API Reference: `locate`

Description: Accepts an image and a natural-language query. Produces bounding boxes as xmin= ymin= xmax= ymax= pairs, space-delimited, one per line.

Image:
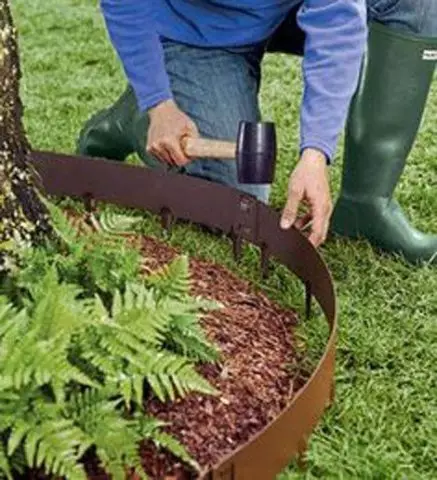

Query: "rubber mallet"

xmin=182 ymin=121 xmax=277 ymax=184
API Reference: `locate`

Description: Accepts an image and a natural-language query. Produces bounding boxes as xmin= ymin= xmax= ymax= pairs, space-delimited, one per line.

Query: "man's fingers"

xmin=294 ymin=213 xmax=312 ymax=230
xmin=147 ymin=142 xmax=172 ymax=165
xmin=308 ymin=206 xmax=330 ymax=247
xmin=148 ymin=137 xmax=190 ymax=166
xmin=161 ymin=144 xmax=179 ymax=165
xmin=308 ymin=215 xmax=324 ymax=246
xmin=280 ymin=187 xmax=302 ymax=230
xmin=162 ymin=138 xmax=190 ymax=166
xmin=147 ymin=102 xmax=199 ymax=165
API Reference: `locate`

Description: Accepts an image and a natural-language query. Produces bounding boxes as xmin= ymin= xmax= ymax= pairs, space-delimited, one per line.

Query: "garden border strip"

xmin=31 ymin=151 xmax=337 ymax=480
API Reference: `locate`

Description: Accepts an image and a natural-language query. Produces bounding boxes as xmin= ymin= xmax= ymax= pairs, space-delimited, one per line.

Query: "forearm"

xmin=100 ymin=0 xmax=172 ymax=111
xmin=298 ymin=0 xmax=367 ymax=162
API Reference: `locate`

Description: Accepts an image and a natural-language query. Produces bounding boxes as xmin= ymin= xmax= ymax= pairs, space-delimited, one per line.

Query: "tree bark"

xmin=0 ymin=0 xmax=53 ymax=272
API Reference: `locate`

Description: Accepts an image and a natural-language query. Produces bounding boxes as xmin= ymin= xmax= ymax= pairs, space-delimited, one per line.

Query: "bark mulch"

xmin=29 ymin=228 xmax=304 ymax=480
xmin=132 ymin=235 xmax=303 ymax=479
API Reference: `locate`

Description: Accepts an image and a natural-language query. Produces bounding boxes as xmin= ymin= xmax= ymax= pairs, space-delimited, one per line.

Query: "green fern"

xmin=80 ymin=236 xmax=141 ymax=294
xmin=0 ymin=392 xmax=20 ymax=433
xmin=146 ymin=255 xmax=191 ymax=300
xmin=0 ymin=271 xmax=97 ymax=400
xmin=66 ymin=389 xmax=147 ymax=480
xmin=11 ymin=222 xmax=141 ymax=301
xmin=77 ymin=285 xmax=218 ymax=404
xmin=109 ymin=283 xmax=170 ymax=344
xmin=99 ymin=210 xmax=144 ymax=235
xmin=145 ymin=256 xmax=220 ymax=362
xmin=137 ymin=415 xmax=199 ymax=471
xmin=0 ymin=443 xmax=12 ymax=480
xmin=162 ymin=297 xmax=220 ymax=362
xmin=145 ymin=350 xmax=218 ymax=401
xmin=26 ymin=267 xmax=94 ymax=335
xmin=4 ymin=396 xmax=90 ymax=480
xmin=0 ymin=206 xmax=221 ymax=479
xmin=41 ymin=197 xmax=79 ymax=247
xmin=22 ymin=419 xmax=88 ymax=480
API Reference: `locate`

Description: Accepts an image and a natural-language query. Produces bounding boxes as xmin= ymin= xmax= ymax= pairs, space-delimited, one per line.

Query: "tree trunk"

xmin=0 ymin=0 xmax=53 ymax=272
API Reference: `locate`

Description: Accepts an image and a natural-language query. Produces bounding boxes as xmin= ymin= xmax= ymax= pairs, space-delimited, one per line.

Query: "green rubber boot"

xmin=76 ymin=86 xmax=161 ymax=168
xmin=331 ymin=22 xmax=437 ymax=265
xmin=77 ymin=86 xmax=136 ymax=160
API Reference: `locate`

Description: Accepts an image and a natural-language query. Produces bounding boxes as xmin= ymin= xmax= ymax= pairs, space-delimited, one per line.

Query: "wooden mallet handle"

xmin=181 ymin=137 xmax=236 ymax=159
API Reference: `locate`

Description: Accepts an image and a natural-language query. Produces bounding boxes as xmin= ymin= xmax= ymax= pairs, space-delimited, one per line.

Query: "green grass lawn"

xmin=13 ymin=1 xmax=437 ymax=478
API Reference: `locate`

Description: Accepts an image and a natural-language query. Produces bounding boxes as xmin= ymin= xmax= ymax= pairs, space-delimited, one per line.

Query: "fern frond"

xmin=0 ymin=443 xmax=12 ymax=480
xmin=0 ymin=301 xmax=29 ymax=344
xmin=6 ymin=396 xmax=89 ymax=480
xmin=0 ymin=391 xmax=33 ymax=437
xmin=144 ymin=350 xmax=218 ymax=402
xmin=97 ymin=328 xmax=217 ymax=402
xmin=99 ymin=210 xmax=143 ymax=235
xmin=0 ymin=299 xmax=21 ymax=338
xmin=1 ymin=208 xmax=221 ymax=478
xmin=66 ymin=389 xmax=146 ymax=480
xmin=108 ymin=283 xmax=169 ymax=345
xmin=7 ymin=420 xmax=31 ymax=457
xmin=145 ymin=255 xmax=191 ymax=300
xmin=165 ymin=323 xmax=219 ymax=363
xmin=153 ymin=296 xmax=219 ymax=362
xmin=0 ymin=270 xmax=99 ymax=395
xmin=77 ymin=341 xmax=122 ymax=383
xmin=153 ymin=431 xmax=198 ymax=471
xmin=23 ymin=419 xmax=88 ymax=480
xmin=0 ymin=330 xmax=97 ymax=396
xmin=65 ymin=388 xmax=118 ymax=435
xmin=29 ymin=268 xmax=96 ymax=338
xmin=41 ymin=198 xmax=79 ymax=247
xmin=136 ymin=415 xmax=199 ymax=472
xmin=81 ymin=236 xmax=141 ymax=294
xmin=73 ymin=283 xmax=172 ymax=398
xmin=78 ymin=322 xmax=217 ymax=403
xmin=11 ymin=218 xmax=142 ymax=300
xmin=80 ymin=284 xmax=219 ymax=403
xmin=161 ymin=301 xmax=219 ymax=362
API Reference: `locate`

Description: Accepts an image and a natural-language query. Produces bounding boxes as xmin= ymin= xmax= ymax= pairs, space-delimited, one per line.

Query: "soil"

xmin=30 ymin=230 xmax=303 ymax=480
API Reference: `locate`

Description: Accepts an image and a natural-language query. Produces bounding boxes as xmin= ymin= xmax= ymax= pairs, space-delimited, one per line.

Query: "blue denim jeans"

xmin=368 ymin=0 xmax=437 ymax=35
xmin=154 ymin=0 xmax=436 ymax=203
xmin=160 ymin=41 xmax=267 ymax=200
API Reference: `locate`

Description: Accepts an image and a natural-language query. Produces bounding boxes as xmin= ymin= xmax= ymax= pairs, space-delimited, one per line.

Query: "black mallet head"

xmin=236 ymin=121 xmax=277 ymax=184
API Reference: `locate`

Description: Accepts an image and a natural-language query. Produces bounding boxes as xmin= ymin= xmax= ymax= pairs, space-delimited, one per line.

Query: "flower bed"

xmin=18 ymin=152 xmax=337 ymax=480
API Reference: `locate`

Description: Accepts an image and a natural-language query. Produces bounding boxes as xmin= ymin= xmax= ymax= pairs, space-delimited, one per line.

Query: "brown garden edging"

xmin=31 ymin=151 xmax=337 ymax=480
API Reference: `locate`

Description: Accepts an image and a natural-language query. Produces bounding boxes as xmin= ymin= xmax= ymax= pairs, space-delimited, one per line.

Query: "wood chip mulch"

xmin=133 ymin=235 xmax=303 ymax=479
xmin=29 ymin=223 xmax=304 ymax=480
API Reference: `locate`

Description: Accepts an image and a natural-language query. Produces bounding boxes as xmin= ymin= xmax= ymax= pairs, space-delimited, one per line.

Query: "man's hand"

xmin=280 ymin=148 xmax=332 ymax=247
xmin=147 ymin=99 xmax=199 ymax=166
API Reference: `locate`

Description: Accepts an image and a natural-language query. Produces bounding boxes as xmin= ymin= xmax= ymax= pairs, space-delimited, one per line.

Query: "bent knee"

xmin=368 ymin=0 xmax=437 ymax=36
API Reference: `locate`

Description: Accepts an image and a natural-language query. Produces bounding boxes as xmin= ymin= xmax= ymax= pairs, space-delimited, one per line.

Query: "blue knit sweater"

xmin=100 ymin=0 xmax=367 ymax=161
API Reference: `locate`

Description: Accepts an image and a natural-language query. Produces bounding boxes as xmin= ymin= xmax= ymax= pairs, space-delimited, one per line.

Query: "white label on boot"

xmin=423 ymin=49 xmax=437 ymax=61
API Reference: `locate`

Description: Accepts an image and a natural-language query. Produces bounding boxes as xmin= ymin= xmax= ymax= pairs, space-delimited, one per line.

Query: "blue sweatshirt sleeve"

xmin=297 ymin=0 xmax=367 ymax=162
xmin=100 ymin=0 xmax=172 ymax=112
